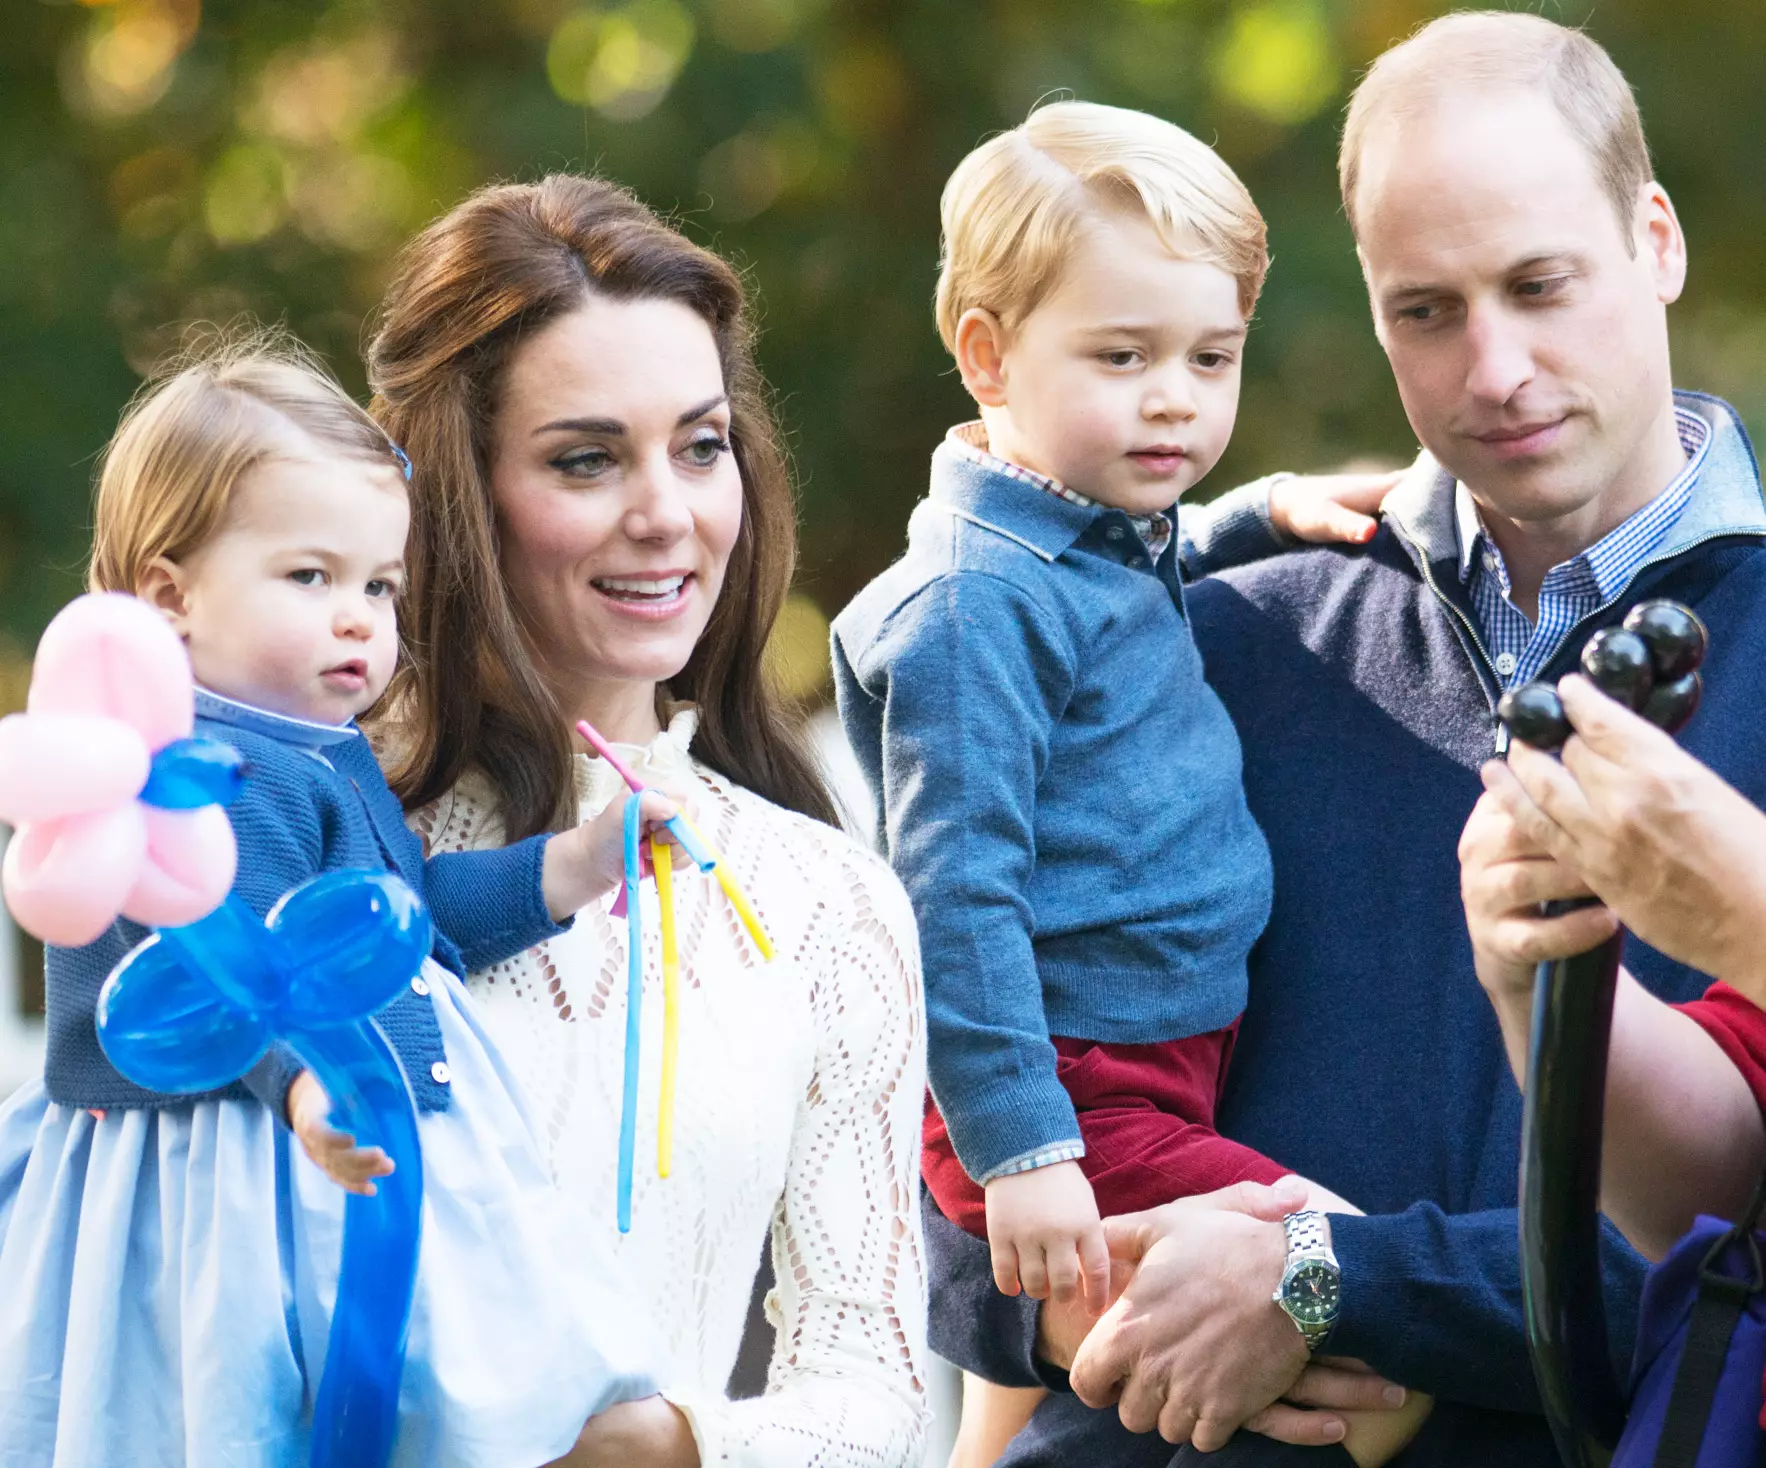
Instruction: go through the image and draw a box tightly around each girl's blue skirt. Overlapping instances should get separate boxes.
[0,961,661,1468]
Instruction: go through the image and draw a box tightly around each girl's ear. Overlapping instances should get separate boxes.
[952,307,1011,409]
[136,556,193,634]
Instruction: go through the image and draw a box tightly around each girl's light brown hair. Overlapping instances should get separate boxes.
[365,173,837,840]
[89,326,407,596]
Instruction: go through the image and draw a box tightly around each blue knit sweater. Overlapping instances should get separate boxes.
[924,392,1766,1466]
[43,691,569,1117]
[832,444,1276,1185]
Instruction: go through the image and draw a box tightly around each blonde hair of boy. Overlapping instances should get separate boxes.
[89,326,406,597]
[1339,11,1652,250]
[934,99,1269,354]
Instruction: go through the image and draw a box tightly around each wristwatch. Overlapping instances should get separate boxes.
[1273,1210,1341,1353]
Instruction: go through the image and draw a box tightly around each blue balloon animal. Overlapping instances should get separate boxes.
[94,735,428,1468]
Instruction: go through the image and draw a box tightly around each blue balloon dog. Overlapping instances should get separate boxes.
[95,735,429,1468]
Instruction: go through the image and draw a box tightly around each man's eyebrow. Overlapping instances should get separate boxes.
[533,394,729,438]
[1380,253,1588,309]
[1378,282,1447,310]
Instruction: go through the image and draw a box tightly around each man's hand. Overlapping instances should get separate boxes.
[1244,1357,1412,1453]
[1458,784,1618,1082]
[984,1160,1111,1309]
[1493,674,1766,1000]
[1067,1176,1310,1449]
[1267,470,1403,547]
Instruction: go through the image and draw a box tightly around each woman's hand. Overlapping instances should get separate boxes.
[561,1396,699,1468]
[287,1071,395,1197]
[1458,787,1618,1081]
[1266,470,1403,547]
[542,782,698,920]
[1494,675,1766,1001]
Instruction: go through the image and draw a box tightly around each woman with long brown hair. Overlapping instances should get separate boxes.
[366,174,928,1468]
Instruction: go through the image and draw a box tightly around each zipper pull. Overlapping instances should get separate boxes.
[1494,722,1511,757]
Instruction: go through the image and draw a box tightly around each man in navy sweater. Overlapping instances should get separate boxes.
[925,13,1766,1466]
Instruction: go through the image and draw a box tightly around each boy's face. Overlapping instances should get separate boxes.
[975,208,1247,515]
[150,451,409,725]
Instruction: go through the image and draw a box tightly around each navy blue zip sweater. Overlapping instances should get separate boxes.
[925,393,1766,1466]
[43,692,569,1117]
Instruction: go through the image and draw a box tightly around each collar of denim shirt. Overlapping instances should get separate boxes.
[927,432,1169,567]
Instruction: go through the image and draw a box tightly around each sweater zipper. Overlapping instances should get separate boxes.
[1390,523,1505,747]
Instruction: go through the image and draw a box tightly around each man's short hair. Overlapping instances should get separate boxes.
[934,99,1268,353]
[1339,11,1653,249]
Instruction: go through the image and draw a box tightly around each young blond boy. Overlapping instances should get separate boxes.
[832,101,1427,1466]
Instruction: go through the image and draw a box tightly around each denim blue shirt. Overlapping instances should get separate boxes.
[832,437,1274,1184]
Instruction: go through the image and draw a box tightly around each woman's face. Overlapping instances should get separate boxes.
[490,296,744,719]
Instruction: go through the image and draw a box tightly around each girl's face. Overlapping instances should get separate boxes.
[143,451,409,725]
[488,296,745,733]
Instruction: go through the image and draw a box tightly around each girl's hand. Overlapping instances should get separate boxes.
[1267,470,1404,547]
[542,783,698,920]
[287,1071,395,1197]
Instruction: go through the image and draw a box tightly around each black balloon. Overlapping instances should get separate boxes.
[1621,600,1708,681]
[1579,628,1654,711]
[1498,682,1572,751]
[1639,671,1703,734]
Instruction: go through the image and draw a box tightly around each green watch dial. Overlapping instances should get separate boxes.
[1282,1260,1340,1325]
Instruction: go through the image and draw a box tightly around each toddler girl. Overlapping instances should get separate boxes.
[0,334,676,1467]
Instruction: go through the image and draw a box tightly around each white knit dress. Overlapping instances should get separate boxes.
[412,711,929,1468]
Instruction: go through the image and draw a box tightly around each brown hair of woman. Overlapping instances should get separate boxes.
[366,173,837,840]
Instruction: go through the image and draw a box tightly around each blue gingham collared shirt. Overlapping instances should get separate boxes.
[1460,408,1712,687]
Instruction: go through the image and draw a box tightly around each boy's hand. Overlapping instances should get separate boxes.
[985,1160,1110,1310]
[1267,470,1403,547]
[544,782,698,919]
[288,1070,395,1197]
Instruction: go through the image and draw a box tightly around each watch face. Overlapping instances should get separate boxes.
[1282,1261,1340,1326]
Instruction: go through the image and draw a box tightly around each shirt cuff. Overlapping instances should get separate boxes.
[978,1141,1088,1184]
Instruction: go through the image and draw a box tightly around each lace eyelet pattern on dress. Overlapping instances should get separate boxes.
[412,711,930,1467]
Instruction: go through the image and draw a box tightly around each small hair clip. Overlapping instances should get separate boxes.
[389,442,414,482]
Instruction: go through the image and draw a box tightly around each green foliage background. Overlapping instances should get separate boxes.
[3,0,1765,696]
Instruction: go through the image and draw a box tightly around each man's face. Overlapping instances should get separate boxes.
[1354,87,1684,525]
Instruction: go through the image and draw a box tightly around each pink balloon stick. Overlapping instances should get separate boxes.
[575,720,646,794]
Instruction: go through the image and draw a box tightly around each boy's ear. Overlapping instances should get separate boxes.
[952,307,1011,409]
[136,556,193,633]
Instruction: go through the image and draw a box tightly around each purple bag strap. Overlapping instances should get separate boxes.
[1654,1170,1766,1468]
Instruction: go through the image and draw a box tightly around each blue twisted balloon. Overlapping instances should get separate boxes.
[94,736,429,1468]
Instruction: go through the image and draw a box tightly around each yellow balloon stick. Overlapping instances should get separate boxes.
[712,863,774,962]
[671,811,775,961]
[651,835,679,1180]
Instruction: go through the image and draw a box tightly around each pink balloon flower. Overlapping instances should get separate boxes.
[0,593,236,947]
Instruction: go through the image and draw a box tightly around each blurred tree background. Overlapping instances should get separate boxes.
[3,0,1765,705]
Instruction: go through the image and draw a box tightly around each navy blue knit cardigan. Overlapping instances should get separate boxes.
[42,691,569,1117]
